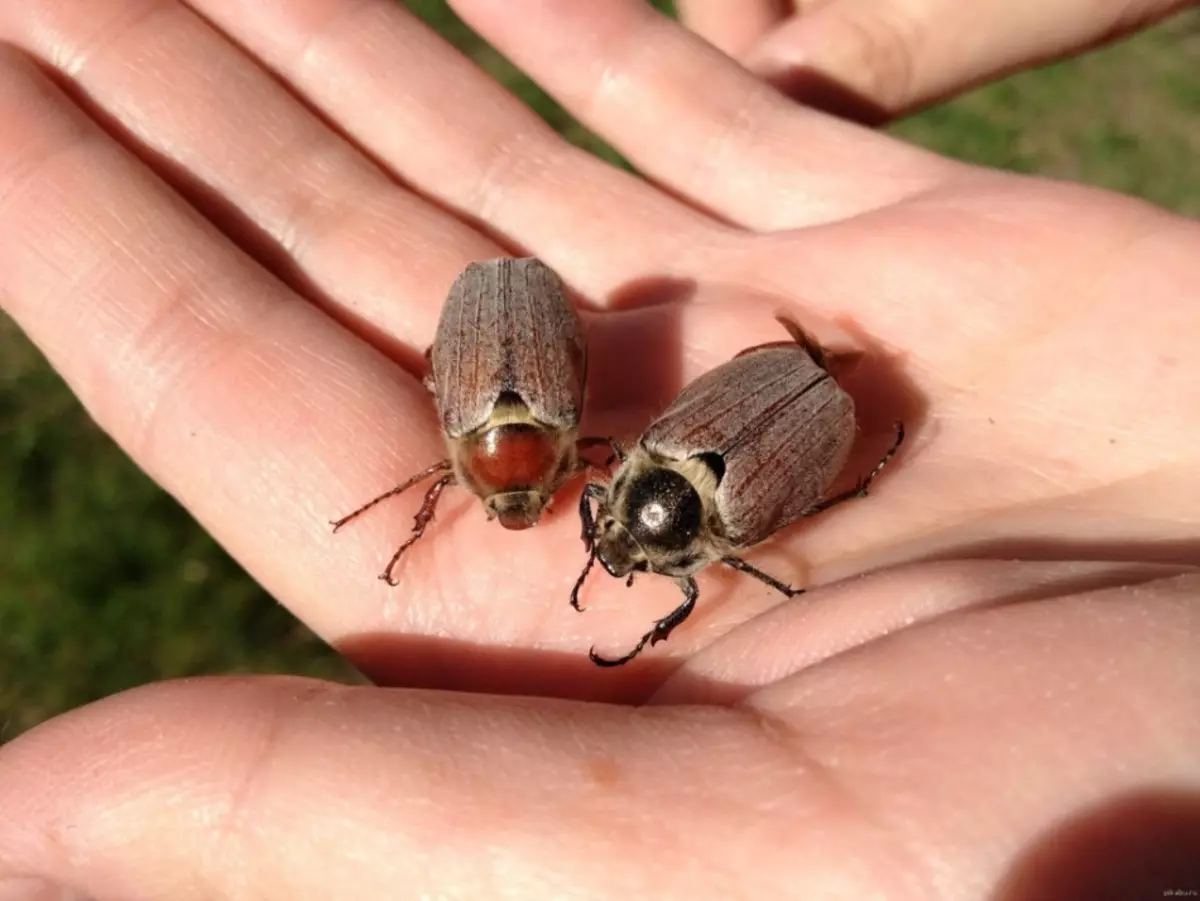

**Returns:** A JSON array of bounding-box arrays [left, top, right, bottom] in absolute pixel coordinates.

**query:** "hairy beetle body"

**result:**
[[333, 257, 603, 582], [640, 339, 857, 555], [574, 321, 904, 666]]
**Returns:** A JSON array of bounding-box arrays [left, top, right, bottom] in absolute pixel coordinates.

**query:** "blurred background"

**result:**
[[2, 1, 1198, 740]]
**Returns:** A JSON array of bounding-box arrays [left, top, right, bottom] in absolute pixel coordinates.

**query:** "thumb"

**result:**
[[743, 0, 1195, 121], [0, 676, 817, 900]]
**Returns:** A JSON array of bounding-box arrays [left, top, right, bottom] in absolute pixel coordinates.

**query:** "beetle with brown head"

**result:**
[[332, 257, 609, 584], [573, 320, 904, 666]]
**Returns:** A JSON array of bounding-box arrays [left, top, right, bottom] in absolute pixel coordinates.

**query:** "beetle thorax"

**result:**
[[596, 450, 727, 578], [452, 399, 576, 530]]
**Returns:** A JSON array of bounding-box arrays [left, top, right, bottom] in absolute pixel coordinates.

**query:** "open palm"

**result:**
[[1, 1, 1196, 898]]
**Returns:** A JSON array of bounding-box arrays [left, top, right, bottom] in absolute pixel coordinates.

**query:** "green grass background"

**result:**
[[2, 2, 1198, 739]]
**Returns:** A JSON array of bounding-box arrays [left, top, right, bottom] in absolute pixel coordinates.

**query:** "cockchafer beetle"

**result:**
[[571, 319, 905, 666], [332, 257, 610, 584]]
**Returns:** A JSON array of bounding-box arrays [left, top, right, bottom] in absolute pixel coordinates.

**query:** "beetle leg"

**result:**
[[330, 459, 454, 532], [804, 421, 906, 517], [721, 556, 805, 598], [571, 483, 609, 612], [378, 474, 455, 586], [589, 577, 699, 667], [577, 435, 623, 458], [570, 542, 599, 612], [575, 435, 625, 472], [578, 482, 606, 547]]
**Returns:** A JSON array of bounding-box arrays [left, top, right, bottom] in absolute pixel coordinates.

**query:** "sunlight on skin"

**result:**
[[0, 0, 1197, 897]]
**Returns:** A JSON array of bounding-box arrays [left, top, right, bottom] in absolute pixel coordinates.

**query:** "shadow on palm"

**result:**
[[327, 173, 1197, 699], [328, 271, 930, 697]]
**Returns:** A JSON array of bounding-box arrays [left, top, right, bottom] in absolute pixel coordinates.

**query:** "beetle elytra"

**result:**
[[332, 257, 610, 584], [572, 319, 904, 665]]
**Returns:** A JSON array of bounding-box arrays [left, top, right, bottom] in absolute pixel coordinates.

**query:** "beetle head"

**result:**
[[597, 465, 706, 577], [592, 515, 644, 578]]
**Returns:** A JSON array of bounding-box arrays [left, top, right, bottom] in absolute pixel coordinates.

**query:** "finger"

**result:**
[[745, 0, 1197, 118], [183, 0, 719, 297], [676, 0, 789, 56], [743, 571, 1200, 898], [650, 560, 1199, 704], [0, 0, 501, 348], [446, 0, 953, 230], [4, 584, 1199, 901], [0, 677, 850, 900], [0, 60, 815, 690], [0, 50, 446, 644]]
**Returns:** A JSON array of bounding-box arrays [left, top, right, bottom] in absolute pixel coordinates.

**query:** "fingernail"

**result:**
[[0, 877, 92, 901]]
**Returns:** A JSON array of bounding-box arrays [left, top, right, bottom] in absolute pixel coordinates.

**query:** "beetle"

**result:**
[[332, 257, 609, 584], [571, 319, 904, 666]]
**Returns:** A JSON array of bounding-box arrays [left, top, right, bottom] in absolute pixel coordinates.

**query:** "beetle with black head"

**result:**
[[573, 319, 904, 666]]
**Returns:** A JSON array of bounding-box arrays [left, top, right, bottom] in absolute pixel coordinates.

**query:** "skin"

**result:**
[[0, 1, 1197, 898], [678, 0, 1199, 118]]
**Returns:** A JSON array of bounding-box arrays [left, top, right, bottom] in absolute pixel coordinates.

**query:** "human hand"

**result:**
[[678, 0, 1198, 119], [0, 0, 1196, 897]]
